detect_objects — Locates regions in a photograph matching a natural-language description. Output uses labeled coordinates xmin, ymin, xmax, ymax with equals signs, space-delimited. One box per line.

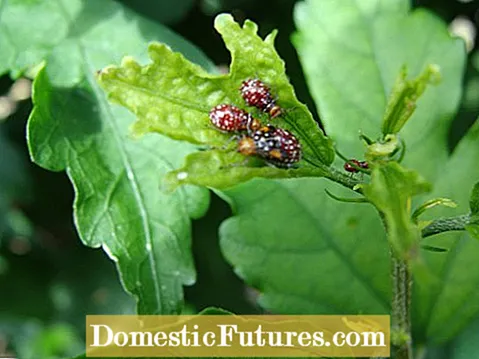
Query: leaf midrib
xmin=105 ymin=77 xmax=210 ymax=114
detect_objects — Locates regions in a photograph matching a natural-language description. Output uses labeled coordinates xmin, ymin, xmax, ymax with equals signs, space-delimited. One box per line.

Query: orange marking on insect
xmin=268 ymin=105 xmax=282 ymax=118
xmin=268 ymin=149 xmax=283 ymax=160
xmin=248 ymin=118 xmax=262 ymax=132
xmin=237 ymin=137 xmax=256 ymax=156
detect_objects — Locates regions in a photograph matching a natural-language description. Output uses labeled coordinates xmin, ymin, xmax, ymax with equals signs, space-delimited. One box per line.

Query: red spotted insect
xmin=209 ymin=104 xmax=261 ymax=133
xmin=240 ymin=78 xmax=283 ymax=118
xmin=344 ymin=159 xmax=369 ymax=173
xmin=237 ymin=124 xmax=301 ymax=168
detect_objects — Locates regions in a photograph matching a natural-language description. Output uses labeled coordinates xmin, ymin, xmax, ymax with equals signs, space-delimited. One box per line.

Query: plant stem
xmin=391 ymin=253 xmax=413 ymax=359
xmin=378 ymin=211 xmax=412 ymax=359
xmin=323 ymin=165 xmax=363 ymax=192
xmin=421 ymin=214 xmax=470 ymax=238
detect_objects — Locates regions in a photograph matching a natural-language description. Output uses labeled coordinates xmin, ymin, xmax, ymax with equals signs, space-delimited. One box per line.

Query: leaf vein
xmin=277 ymin=182 xmax=389 ymax=310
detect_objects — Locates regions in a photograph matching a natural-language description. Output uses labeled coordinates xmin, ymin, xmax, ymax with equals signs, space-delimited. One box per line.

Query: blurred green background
xmin=0 ymin=0 xmax=477 ymax=357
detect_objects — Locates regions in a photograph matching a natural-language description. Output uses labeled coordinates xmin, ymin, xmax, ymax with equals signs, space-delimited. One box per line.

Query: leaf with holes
xmin=20 ymin=0 xmax=213 ymax=314
xmin=98 ymin=14 xmax=335 ymax=190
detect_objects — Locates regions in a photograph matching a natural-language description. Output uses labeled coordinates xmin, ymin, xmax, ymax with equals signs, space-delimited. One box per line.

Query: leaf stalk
xmin=421 ymin=214 xmax=471 ymax=238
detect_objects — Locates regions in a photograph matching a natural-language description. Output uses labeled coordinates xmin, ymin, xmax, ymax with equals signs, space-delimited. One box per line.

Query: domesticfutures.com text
xmin=90 ymin=323 xmax=386 ymax=349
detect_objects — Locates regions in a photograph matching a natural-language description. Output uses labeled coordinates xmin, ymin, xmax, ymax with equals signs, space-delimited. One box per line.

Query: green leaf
xmin=164 ymin=149 xmax=328 ymax=190
xmin=0 ymin=0 xmax=213 ymax=78
xmin=28 ymin=66 xmax=207 ymax=315
xmin=412 ymin=198 xmax=457 ymax=222
xmin=381 ymin=64 xmax=441 ymax=135
xmin=220 ymin=178 xmax=390 ymax=315
xmin=98 ymin=13 xmax=335 ymax=190
xmin=216 ymin=0 xmax=466 ymax=347
xmin=412 ymin=121 xmax=479 ymax=343
xmin=365 ymin=134 xmax=400 ymax=161
xmin=296 ymin=0 xmax=478 ymax=343
xmin=362 ymin=162 xmax=431 ymax=260
xmin=98 ymin=45 xmax=221 ymax=146
xmin=466 ymin=182 xmax=479 ymax=239
xmin=196 ymin=306 xmax=233 ymax=315
xmin=118 ymin=0 xmax=195 ymax=25
xmin=294 ymin=0 xmax=465 ymax=180
xmin=17 ymin=0 xmax=214 ymax=314
xmin=290 ymin=0 xmax=470 ymax=342
xmin=324 ymin=188 xmax=369 ymax=203
xmin=449 ymin=316 xmax=479 ymax=359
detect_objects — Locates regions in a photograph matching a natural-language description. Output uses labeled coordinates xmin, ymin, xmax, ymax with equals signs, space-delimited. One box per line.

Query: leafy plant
xmin=1 ymin=0 xmax=478 ymax=358
xmin=98 ymin=14 xmax=336 ymax=190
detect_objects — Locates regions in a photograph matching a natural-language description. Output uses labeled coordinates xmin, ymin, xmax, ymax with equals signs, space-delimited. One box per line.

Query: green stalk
xmin=391 ymin=254 xmax=413 ymax=359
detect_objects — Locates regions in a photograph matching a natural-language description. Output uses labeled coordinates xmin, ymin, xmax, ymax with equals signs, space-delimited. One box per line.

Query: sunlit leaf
xmin=164 ymin=149 xmax=329 ymax=190
xmin=98 ymin=14 xmax=335 ymax=190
